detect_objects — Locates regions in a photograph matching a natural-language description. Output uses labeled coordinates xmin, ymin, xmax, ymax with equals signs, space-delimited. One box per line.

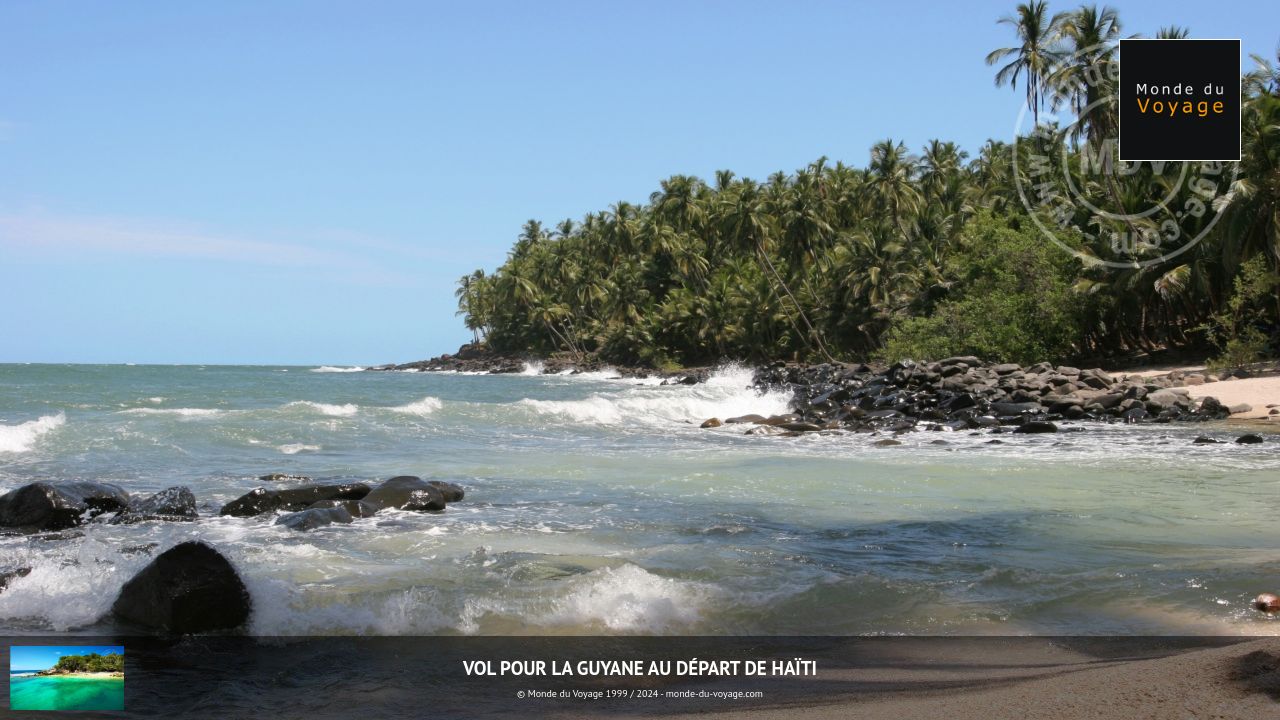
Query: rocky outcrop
xmin=111 ymin=486 xmax=198 ymax=524
xmin=369 ymin=343 xmax=708 ymax=383
xmin=111 ymin=541 xmax=251 ymax=634
xmin=0 ymin=482 xmax=131 ymax=532
xmin=745 ymin=359 xmax=1237 ymax=437
xmin=219 ymin=483 xmax=371 ymax=517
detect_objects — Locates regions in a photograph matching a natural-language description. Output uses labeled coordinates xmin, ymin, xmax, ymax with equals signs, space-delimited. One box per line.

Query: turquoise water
xmin=9 ymin=674 xmax=124 ymax=711
xmin=1 ymin=363 xmax=1279 ymax=635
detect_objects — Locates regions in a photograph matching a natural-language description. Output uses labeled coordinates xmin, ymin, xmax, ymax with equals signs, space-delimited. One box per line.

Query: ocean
xmin=0 ymin=363 xmax=1277 ymax=636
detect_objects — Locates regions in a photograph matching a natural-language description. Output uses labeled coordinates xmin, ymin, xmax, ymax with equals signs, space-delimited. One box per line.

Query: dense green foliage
xmin=457 ymin=4 xmax=1280 ymax=368
xmin=50 ymin=653 xmax=123 ymax=674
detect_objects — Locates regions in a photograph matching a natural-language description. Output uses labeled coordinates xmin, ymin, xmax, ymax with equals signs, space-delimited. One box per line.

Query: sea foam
xmin=310 ymin=366 xmax=365 ymax=373
xmin=388 ymin=397 xmax=444 ymax=417
xmin=284 ymin=401 xmax=359 ymax=417
xmin=0 ymin=413 xmax=66 ymax=453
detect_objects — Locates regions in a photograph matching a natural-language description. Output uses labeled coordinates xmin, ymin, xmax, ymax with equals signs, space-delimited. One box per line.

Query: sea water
xmin=1 ymin=363 xmax=1278 ymax=635
xmin=8 ymin=673 xmax=125 ymax=711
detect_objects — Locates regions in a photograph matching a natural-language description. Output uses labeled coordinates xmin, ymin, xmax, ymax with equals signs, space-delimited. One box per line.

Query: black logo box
xmin=1118 ymin=38 xmax=1241 ymax=162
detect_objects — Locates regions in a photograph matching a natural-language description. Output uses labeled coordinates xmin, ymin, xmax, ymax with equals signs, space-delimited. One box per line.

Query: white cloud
xmin=0 ymin=212 xmax=415 ymax=284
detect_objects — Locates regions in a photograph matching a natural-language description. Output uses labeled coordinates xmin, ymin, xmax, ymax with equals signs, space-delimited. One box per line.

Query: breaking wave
xmin=387 ymin=396 xmax=443 ymax=417
xmin=284 ymin=401 xmax=359 ymax=417
xmin=310 ymin=366 xmax=365 ymax=373
xmin=0 ymin=413 xmax=66 ymax=453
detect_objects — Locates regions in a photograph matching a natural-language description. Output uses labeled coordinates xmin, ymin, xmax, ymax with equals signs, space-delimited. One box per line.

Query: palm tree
xmin=987 ymin=1 xmax=1065 ymax=125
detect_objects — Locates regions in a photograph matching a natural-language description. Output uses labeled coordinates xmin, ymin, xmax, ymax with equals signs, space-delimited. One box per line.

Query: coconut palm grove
xmin=454 ymin=3 xmax=1279 ymax=370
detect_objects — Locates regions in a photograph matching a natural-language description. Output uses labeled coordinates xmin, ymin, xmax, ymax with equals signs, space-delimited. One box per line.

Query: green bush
xmin=878 ymin=213 xmax=1088 ymax=365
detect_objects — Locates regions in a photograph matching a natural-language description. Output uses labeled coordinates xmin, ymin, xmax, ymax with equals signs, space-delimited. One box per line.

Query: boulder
xmin=426 ymin=480 xmax=465 ymax=503
xmin=872 ymin=438 xmax=902 ymax=447
xmin=700 ymin=418 xmax=722 ymax=428
xmin=362 ymin=476 xmax=446 ymax=512
xmin=990 ymin=401 xmax=1042 ymax=416
xmin=1228 ymin=403 xmax=1254 ymax=415
xmin=275 ymin=506 xmax=353 ymax=531
xmin=0 ymin=482 xmax=131 ymax=531
xmin=1192 ymin=436 xmax=1221 ymax=444
xmin=112 ymin=486 xmax=197 ymax=524
xmin=780 ymin=422 xmax=823 ymax=432
xmin=219 ymin=483 xmax=371 ymax=517
xmin=724 ymin=414 xmax=767 ymax=424
xmin=1237 ymin=434 xmax=1265 ymax=445
xmin=111 ymin=541 xmax=251 ymax=634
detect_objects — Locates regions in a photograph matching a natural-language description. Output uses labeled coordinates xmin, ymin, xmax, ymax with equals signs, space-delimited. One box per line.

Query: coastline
xmin=30 ymin=670 xmax=124 ymax=679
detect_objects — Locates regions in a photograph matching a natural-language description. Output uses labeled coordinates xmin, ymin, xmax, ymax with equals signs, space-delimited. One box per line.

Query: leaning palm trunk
xmin=755 ymin=243 xmax=835 ymax=362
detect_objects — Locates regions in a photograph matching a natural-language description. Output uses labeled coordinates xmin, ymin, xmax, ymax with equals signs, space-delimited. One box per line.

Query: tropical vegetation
xmin=47 ymin=652 xmax=124 ymax=675
xmin=456 ymin=4 xmax=1279 ymax=369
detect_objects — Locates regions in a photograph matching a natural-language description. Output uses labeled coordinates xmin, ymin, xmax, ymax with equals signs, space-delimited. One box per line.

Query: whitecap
xmin=278 ymin=443 xmax=321 ymax=454
xmin=0 ymin=413 xmax=66 ymax=453
xmin=387 ymin=396 xmax=443 ymax=417
xmin=311 ymin=366 xmax=365 ymax=373
xmin=284 ymin=401 xmax=359 ymax=417
xmin=119 ymin=407 xmax=223 ymax=417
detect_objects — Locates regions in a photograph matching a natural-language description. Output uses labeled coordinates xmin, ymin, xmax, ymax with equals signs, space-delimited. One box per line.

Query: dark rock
xmin=700 ymin=417 xmax=722 ymax=428
xmin=0 ymin=482 xmax=131 ymax=531
xmin=426 ymin=480 xmax=465 ymax=503
xmin=112 ymin=486 xmax=198 ymax=524
xmin=780 ymin=422 xmax=823 ymax=432
xmin=275 ymin=506 xmax=354 ymax=531
xmin=362 ymin=476 xmax=446 ymax=512
xmin=1013 ymin=421 xmax=1059 ymax=434
xmin=724 ymin=414 xmax=767 ymax=424
xmin=219 ymin=483 xmax=371 ymax=517
xmin=0 ymin=566 xmax=31 ymax=591
xmin=992 ymin=363 xmax=1022 ymax=375
xmin=258 ymin=473 xmax=311 ymax=482
xmin=1193 ymin=436 xmax=1221 ymax=444
xmin=872 ymin=438 xmax=902 ymax=446
xmin=1237 ymin=434 xmax=1265 ymax=445
xmin=111 ymin=541 xmax=251 ymax=634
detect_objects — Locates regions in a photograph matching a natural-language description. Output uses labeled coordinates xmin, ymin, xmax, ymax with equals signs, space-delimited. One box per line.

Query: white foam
xmin=285 ymin=401 xmax=358 ymax=417
xmin=516 ymin=364 xmax=788 ymax=426
xmin=0 ymin=413 xmax=65 ymax=453
xmin=278 ymin=443 xmax=322 ymax=454
xmin=388 ymin=396 xmax=443 ymax=416
xmin=311 ymin=366 xmax=365 ymax=373
xmin=520 ymin=360 xmax=545 ymax=376
xmin=119 ymin=407 xmax=222 ymax=417
xmin=146 ymin=396 xmax=166 ymax=403
xmin=537 ymin=564 xmax=710 ymax=632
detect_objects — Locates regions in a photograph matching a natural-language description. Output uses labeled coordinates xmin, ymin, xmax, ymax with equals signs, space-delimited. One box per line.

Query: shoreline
xmin=24 ymin=671 xmax=123 ymax=680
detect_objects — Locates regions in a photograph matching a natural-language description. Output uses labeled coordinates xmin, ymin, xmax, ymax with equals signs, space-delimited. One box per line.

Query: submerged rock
xmin=362 ymin=476 xmax=446 ymax=512
xmin=0 ymin=566 xmax=31 ymax=591
xmin=275 ymin=505 xmax=354 ymax=531
xmin=1237 ymin=434 xmax=1265 ymax=444
xmin=111 ymin=486 xmax=198 ymax=524
xmin=307 ymin=498 xmax=380 ymax=518
xmin=111 ymin=541 xmax=251 ymax=634
xmin=258 ymin=473 xmax=311 ymax=482
xmin=219 ymin=483 xmax=371 ymax=517
xmin=1012 ymin=421 xmax=1059 ymax=434
xmin=0 ymin=482 xmax=131 ymax=531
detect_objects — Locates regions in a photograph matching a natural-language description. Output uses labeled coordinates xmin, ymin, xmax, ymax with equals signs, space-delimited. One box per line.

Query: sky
xmin=10 ymin=645 xmax=124 ymax=672
xmin=1 ymin=0 xmax=1276 ymax=365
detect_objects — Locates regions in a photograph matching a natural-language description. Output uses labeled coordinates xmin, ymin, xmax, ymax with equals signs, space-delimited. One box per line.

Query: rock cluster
xmin=731 ymin=358 xmax=1252 ymax=436
xmin=238 ymin=476 xmax=468 ymax=531
xmin=370 ymin=343 xmax=708 ymax=384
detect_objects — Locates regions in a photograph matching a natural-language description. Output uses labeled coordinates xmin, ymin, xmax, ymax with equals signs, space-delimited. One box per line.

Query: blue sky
xmin=10 ymin=645 xmax=124 ymax=672
xmin=1 ymin=1 xmax=1275 ymax=364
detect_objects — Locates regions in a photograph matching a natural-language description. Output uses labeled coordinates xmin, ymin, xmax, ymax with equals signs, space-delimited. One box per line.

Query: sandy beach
xmin=643 ymin=638 xmax=1280 ymax=720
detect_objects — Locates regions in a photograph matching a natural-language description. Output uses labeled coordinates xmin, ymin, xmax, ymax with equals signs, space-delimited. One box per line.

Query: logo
xmin=1013 ymin=40 xmax=1240 ymax=269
